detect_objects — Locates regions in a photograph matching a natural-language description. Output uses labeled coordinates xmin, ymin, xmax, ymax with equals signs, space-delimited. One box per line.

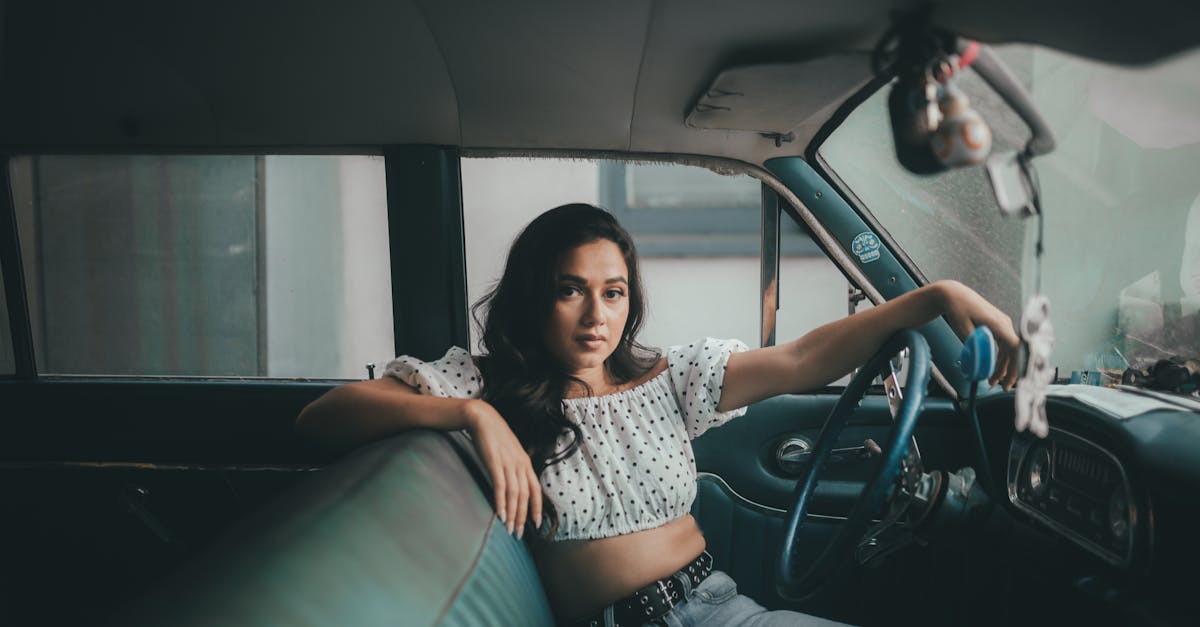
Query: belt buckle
xmin=657 ymin=578 xmax=679 ymax=611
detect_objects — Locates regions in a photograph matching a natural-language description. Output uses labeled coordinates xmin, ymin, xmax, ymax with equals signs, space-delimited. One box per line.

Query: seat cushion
xmin=121 ymin=430 xmax=553 ymax=626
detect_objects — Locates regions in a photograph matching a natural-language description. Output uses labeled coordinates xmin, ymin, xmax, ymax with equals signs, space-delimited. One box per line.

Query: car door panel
xmin=0 ymin=380 xmax=328 ymax=626
xmin=690 ymin=391 xmax=975 ymax=622
xmin=692 ymin=393 xmax=970 ymax=515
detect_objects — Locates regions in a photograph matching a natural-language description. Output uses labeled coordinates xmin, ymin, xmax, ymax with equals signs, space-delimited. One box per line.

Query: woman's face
xmin=543 ymin=239 xmax=631 ymax=381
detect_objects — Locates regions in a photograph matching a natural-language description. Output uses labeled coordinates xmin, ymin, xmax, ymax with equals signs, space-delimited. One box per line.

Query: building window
xmin=597 ymin=161 xmax=820 ymax=257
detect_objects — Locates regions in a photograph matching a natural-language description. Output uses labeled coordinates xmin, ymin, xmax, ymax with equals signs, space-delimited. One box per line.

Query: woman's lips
xmin=576 ymin=335 xmax=606 ymax=350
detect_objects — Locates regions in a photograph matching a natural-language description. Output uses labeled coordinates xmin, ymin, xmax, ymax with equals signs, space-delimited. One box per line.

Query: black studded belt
xmin=576 ymin=551 xmax=713 ymax=627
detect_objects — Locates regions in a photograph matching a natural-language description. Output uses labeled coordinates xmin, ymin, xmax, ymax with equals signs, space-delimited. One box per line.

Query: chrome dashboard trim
xmin=1007 ymin=427 xmax=1138 ymax=568
xmin=696 ymin=471 xmax=847 ymax=522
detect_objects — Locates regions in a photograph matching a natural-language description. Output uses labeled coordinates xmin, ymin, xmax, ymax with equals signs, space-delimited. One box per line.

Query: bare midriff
xmin=530 ymin=514 xmax=706 ymax=623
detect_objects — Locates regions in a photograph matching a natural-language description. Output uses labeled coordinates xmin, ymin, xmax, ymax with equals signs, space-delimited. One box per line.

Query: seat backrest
xmin=121 ymin=430 xmax=554 ymax=626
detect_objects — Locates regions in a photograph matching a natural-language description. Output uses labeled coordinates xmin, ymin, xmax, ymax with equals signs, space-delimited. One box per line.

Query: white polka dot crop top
xmin=382 ymin=337 xmax=749 ymax=541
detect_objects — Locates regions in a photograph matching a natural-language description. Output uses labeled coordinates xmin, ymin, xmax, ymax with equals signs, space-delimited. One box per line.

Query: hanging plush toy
xmin=1015 ymin=295 xmax=1054 ymax=438
xmin=930 ymin=83 xmax=993 ymax=168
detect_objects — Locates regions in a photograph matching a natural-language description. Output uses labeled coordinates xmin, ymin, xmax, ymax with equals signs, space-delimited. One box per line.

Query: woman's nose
xmin=581 ymin=293 xmax=605 ymax=326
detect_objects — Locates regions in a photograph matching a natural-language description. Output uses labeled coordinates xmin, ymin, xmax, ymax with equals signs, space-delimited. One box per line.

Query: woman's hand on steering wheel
xmin=464 ymin=400 xmax=542 ymax=539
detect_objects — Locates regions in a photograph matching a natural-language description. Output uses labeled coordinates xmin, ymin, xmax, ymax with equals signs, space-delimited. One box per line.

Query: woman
xmin=296 ymin=204 xmax=1019 ymax=626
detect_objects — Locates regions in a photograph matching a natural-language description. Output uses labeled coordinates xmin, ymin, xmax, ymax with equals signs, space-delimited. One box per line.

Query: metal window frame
xmin=384 ymin=145 xmax=469 ymax=361
xmin=0 ymin=156 xmax=37 ymax=379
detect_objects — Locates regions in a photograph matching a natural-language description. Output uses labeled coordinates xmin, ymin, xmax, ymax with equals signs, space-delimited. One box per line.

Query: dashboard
xmin=1007 ymin=427 xmax=1138 ymax=567
xmin=989 ymin=384 xmax=1200 ymax=584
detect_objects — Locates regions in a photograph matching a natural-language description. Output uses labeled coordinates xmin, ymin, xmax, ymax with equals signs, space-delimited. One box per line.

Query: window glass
xmin=820 ymin=45 xmax=1200 ymax=375
xmin=624 ymin=163 xmax=759 ymax=210
xmin=462 ymin=157 xmax=846 ymax=355
xmin=776 ymin=254 xmax=850 ymax=356
xmin=0 ymin=257 xmax=13 ymax=375
xmin=819 ymin=57 xmax=1030 ymax=330
xmin=10 ymin=155 xmax=392 ymax=378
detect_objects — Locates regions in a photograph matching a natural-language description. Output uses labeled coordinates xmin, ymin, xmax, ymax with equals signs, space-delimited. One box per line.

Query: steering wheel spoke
xmin=777 ymin=329 xmax=932 ymax=602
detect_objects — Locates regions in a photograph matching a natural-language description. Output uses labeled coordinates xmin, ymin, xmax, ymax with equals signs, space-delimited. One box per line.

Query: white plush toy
xmin=1015 ymin=294 xmax=1054 ymax=438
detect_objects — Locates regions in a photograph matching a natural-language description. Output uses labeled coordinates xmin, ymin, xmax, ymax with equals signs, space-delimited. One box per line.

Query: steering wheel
xmin=776 ymin=329 xmax=931 ymax=601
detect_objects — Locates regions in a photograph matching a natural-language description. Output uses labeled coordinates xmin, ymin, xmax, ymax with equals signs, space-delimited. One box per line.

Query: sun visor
xmin=686 ymin=54 xmax=875 ymax=137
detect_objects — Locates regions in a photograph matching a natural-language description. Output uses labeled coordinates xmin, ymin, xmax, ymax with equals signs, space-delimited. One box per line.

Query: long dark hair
xmin=473 ymin=204 xmax=657 ymax=477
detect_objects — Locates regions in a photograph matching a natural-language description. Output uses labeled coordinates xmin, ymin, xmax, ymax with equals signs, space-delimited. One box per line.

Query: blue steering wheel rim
xmin=776 ymin=329 xmax=931 ymax=601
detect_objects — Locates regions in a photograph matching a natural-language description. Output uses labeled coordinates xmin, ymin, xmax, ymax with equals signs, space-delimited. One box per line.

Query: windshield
xmin=821 ymin=44 xmax=1200 ymax=381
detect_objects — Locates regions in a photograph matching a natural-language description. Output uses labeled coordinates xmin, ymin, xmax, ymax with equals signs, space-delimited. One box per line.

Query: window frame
xmin=1 ymin=157 xmax=36 ymax=379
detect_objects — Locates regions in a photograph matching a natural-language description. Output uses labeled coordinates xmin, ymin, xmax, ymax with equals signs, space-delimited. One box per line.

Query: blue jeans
xmin=655 ymin=570 xmax=851 ymax=627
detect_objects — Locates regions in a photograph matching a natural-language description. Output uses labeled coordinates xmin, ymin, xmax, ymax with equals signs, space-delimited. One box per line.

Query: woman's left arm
xmin=717 ymin=280 xmax=1020 ymax=411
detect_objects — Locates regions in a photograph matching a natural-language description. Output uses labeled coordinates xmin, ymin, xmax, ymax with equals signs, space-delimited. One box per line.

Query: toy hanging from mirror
xmin=874 ymin=25 xmax=991 ymax=174
xmin=898 ymin=46 xmax=992 ymax=172
xmin=875 ymin=16 xmax=1061 ymax=439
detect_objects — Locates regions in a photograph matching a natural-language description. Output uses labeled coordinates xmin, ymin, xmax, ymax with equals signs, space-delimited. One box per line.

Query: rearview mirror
xmin=985 ymin=150 xmax=1036 ymax=216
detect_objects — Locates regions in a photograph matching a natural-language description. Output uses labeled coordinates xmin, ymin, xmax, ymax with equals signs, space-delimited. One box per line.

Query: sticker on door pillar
xmin=851 ymin=232 xmax=881 ymax=264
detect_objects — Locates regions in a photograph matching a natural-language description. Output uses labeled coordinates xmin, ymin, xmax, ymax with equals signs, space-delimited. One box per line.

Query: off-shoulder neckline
xmin=561 ymin=358 xmax=669 ymax=403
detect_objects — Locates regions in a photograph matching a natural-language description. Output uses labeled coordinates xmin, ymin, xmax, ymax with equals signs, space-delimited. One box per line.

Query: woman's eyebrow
xmin=558 ymin=274 xmax=628 ymax=285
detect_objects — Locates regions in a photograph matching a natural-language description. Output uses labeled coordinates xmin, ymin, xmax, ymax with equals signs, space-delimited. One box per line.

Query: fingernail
xmin=507 ymin=520 xmax=514 ymax=535
xmin=497 ymin=510 xmax=505 ymax=524
xmin=535 ymin=517 xmax=542 ymax=529
xmin=516 ymin=526 xmax=524 ymax=540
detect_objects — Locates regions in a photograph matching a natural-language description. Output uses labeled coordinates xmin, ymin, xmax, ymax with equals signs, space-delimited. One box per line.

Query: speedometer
xmin=1108 ymin=483 xmax=1130 ymax=540
xmin=1028 ymin=446 xmax=1050 ymax=495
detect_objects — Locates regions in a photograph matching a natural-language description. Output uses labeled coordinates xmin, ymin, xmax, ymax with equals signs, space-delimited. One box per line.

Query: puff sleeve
xmin=381 ymin=346 xmax=483 ymax=399
xmin=666 ymin=337 xmax=750 ymax=439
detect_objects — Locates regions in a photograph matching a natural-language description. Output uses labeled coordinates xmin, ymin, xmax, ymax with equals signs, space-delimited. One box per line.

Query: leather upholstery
xmin=441 ymin=519 xmax=554 ymax=626
xmin=121 ymin=430 xmax=553 ymax=626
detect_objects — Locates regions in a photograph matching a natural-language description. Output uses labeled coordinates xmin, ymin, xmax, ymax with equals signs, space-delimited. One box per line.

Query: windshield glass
xmin=821 ymin=44 xmax=1200 ymax=381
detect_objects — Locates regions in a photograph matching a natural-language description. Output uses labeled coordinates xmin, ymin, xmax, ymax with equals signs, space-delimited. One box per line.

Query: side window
xmin=9 ymin=155 xmax=393 ymax=378
xmin=776 ymin=226 xmax=857 ymax=353
xmin=461 ymin=157 xmax=848 ymax=353
xmin=0 ymin=258 xmax=13 ymax=375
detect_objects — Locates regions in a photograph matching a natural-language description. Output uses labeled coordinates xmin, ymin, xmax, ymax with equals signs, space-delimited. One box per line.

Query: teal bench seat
xmin=121 ymin=431 xmax=555 ymax=627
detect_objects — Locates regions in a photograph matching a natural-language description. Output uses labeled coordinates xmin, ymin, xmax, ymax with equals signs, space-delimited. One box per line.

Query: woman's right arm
xmin=297 ymin=377 xmax=479 ymax=451
xmin=295 ymin=378 xmax=542 ymax=537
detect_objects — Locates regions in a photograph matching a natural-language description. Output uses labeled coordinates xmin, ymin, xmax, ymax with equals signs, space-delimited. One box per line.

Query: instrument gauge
xmin=1028 ymin=446 xmax=1051 ymax=495
xmin=1108 ymin=483 xmax=1130 ymax=540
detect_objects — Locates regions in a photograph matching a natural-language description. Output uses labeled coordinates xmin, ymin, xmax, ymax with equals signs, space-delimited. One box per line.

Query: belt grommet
xmin=645 ymin=607 xmax=654 ymax=616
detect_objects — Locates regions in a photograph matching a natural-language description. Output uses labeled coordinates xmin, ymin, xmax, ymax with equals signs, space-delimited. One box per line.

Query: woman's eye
xmin=558 ymin=285 xmax=581 ymax=297
xmin=605 ymin=289 xmax=626 ymax=299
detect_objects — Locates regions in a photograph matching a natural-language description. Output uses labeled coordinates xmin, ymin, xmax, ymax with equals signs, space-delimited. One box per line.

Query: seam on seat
xmin=431 ymin=495 xmax=495 ymax=626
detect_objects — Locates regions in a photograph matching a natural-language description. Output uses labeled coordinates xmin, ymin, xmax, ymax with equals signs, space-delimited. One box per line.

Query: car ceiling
xmin=1 ymin=0 xmax=1198 ymax=166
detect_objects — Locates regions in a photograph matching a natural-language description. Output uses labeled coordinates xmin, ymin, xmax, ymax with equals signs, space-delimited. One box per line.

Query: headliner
xmin=1 ymin=0 xmax=1197 ymax=166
